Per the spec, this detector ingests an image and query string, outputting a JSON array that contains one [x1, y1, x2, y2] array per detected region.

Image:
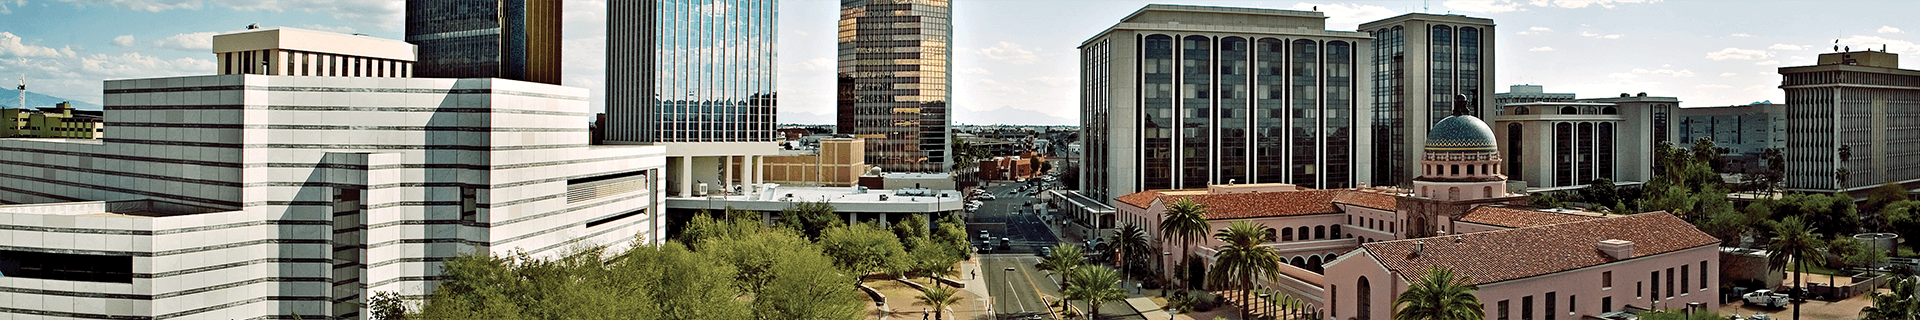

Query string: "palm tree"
[[1160, 197, 1210, 290], [1038, 243, 1087, 282], [1393, 266, 1485, 320], [1207, 221, 1282, 320], [1860, 275, 1919, 320], [1769, 216, 1825, 320], [915, 286, 964, 320], [1111, 223, 1151, 292], [1064, 265, 1129, 320]]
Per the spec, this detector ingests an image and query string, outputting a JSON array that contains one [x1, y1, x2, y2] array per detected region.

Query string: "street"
[[968, 181, 1143, 320]]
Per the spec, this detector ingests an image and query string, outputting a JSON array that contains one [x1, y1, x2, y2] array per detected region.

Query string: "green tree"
[[1769, 217, 1827, 320], [1207, 221, 1281, 320], [780, 201, 845, 240], [1159, 197, 1211, 290], [1392, 266, 1485, 320], [1859, 275, 1920, 320], [754, 243, 866, 320], [1110, 223, 1151, 287], [1063, 265, 1129, 320], [1775, 193, 1861, 237], [1580, 178, 1620, 208], [368, 291, 409, 320], [914, 286, 966, 320], [906, 236, 961, 287], [1039, 242, 1087, 277], [1866, 183, 1911, 219], [1827, 237, 1890, 269], [818, 223, 907, 277], [1886, 200, 1920, 243], [893, 214, 930, 245]]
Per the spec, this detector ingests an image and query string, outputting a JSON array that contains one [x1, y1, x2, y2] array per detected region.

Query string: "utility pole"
[[16, 75, 24, 110]]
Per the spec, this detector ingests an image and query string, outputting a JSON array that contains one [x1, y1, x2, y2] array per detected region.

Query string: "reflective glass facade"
[[838, 0, 952, 172], [607, 0, 779, 144], [406, 0, 561, 84], [1362, 14, 1494, 188]]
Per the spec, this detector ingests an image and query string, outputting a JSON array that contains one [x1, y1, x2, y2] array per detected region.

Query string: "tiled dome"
[[1425, 115, 1497, 153]]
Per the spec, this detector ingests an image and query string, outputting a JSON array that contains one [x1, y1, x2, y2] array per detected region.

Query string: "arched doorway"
[[1307, 255, 1323, 273], [1357, 276, 1372, 320]]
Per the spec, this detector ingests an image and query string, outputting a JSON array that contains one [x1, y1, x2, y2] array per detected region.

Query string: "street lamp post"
[[1161, 251, 1172, 297]]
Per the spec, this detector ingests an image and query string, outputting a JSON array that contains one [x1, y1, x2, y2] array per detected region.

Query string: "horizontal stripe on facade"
[[0, 184, 88, 202], [503, 203, 650, 249], [107, 104, 592, 116], [0, 172, 240, 208], [0, 158, 242, 188], [491, 191, 651, 228], [524, 217, 651, 256], [102, 137, 590, 151], [106, 121, 588, 133], [104, 85, 588, 102], [157, 294, 328, 320], [0, 146, 239, 168]]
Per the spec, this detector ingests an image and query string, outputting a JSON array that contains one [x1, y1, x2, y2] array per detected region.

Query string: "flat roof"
[[213, 27, 416, 61]]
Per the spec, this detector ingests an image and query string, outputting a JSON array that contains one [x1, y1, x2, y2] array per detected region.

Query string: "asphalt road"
[[968, 181, 1143, 320], [967, 182, 1058, 255]]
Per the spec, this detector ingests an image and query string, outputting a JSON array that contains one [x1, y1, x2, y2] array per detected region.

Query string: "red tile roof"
[[1158, 190, 1347, 219], [1116, 190, 1168, 209], [1332, 191, 1398, 210], [1360, 212, 1717, 285], [1457, 205, 1604, 229]]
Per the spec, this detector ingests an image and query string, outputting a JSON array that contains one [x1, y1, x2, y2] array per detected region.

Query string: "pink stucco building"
[[1323, 212, 1721, 320]]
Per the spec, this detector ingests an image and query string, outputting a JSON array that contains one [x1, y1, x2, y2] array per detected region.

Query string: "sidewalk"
[[956, 258, 994, 320]]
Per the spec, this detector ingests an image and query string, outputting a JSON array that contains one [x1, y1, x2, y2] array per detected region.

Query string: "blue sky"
[[1, 0, 1916, 125]]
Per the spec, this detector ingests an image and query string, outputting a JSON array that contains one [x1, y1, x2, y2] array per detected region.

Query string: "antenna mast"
[[16, 75, 23, 110]]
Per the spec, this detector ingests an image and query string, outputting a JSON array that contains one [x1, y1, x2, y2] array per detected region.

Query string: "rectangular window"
[[1602, 271, 1612, 289], [1498, 300, 1510, 320], [1637, 281, 1643, 299], [567, 170, 650, 204], [1522, 296, 1534, 320], [1602, 297, 1612, 313], [1545, 292, 1556, 320], [1681, 265, 1689, 295], [1650, 271, 1659, 298], [1570, 295, 1577, 313], [461, 187, 478, 223], [0, 250, 134, 283], [1666, 267, 1676, 298]]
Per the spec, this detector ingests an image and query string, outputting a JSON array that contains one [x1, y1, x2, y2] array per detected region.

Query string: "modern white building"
[[0, 27, 665, 320]]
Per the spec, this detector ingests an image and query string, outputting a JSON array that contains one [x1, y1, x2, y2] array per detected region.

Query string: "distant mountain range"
[[0, 89, 103, 110]]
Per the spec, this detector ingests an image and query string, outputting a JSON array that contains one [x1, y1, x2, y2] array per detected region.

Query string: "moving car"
[[1743, 289, 1790, 308], [998, 237, 1012, 250]]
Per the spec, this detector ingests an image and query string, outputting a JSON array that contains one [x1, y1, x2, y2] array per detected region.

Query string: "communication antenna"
[[16, 75, 23, 110]]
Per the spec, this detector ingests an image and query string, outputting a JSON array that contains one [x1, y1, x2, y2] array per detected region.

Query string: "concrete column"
[[724, 155, 735, 195], [848, 212, 857, 226], [742, 154, 755, 196], [880, 213, 889, 229], [680, 156, 693, 197]]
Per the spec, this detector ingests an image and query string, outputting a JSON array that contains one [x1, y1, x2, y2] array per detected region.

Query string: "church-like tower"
[[1413, 94, 1509, 201]]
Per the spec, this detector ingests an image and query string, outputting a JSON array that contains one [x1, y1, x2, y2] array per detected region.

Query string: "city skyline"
[[0, 1, 1916, 126]]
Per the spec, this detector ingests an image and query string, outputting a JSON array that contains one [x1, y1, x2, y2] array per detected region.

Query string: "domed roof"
[[1425, 115, 1497, 153]]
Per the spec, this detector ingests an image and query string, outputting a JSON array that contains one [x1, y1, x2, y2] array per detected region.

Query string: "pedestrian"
[[923, 308, 930, 320], [971, 270, 976, 280]]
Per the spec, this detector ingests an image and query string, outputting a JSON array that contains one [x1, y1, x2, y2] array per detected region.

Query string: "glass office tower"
[[837, 0, 952, 172], [406, 0, 561, 84], [606, 0, 778, 144], [1359, 13, 1495, 188]]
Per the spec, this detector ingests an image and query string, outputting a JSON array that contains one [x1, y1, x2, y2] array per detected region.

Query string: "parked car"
[[979, 230, 990, 241], [998, 237, 1012, 250], [1744, 289, 1790, 308], [1039, 246, 1052, 257], [978, 194, 996, 201]]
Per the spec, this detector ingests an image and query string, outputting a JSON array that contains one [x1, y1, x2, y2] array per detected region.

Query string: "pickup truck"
[[1743, 289, 1790, 308]]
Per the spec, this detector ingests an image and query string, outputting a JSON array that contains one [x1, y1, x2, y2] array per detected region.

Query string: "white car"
[[978, 194, 996, 201], [1743, 289, 1790, 308]]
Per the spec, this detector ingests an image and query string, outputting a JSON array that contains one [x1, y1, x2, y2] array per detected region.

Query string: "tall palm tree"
[[1038, 243, 1087, 283], [1064, 265, 1128, 320], [1207, 221, 1282, 320], [1769, 216, 1825, 320], [1111, 223, 1151, 291], [1393, 265, 1485, 320], [1860, 275, 1919, 320], [1160, 197, 1210, 290], [915, 286, 964, 320]]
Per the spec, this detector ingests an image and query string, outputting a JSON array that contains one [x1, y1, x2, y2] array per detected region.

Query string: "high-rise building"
[[1079, 4, 1373, 203], [608, 0, 780, 199], [1491, 85, 1674, 191], [1780, 49, 1920, 193], [406, 0, 562, 84], [837, 0, 953, 173], [1358, 13, 1496, 188]]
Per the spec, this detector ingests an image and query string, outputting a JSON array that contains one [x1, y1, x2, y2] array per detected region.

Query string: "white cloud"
[[111, 35, 138, 48], [46, 0, 202, 12], [1720, 72, 1738, 77], [1632, 68, 1694, 77], [978, 41, 1042, 65], [1288, 3, 1397, 29], [1880, 26, 1902, 34], [1731, 33, 1753, 37], [299, 24, 357, 34], [1528, 46, 1554, 51], [1544, 0, 1659, 9], [1608, 72, 1637, 79], [1755, 60, 1781, 66], [1531, 27, 1552, 32], [1602, 34, 1621, 39], [1769, 44, 1804, 51], [1579, 31, 1622, 39], [1442, 0, 1519, 13], [46, 0, 404, 31], [959, 67, 991, 75], [1704, 47, 1771, 60], [1695, 84, 1732, 89], [1838, 35, 1919, 54], [151, 32, 216, 51], [0, 32, 68, 58], [1581, 31, 1599, 37]]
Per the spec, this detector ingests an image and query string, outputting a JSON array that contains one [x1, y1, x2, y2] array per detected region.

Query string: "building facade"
[[406, 0, 561, 84], [1359, 14, 1496, 188], [0, 28, 665, 319], [3, 102, 103, 139], [1492, 88, 1673, 191], [1079, 4, 1374, 203], [1779, 50, 1920, 193], [761, 138, 869, 187], [607, 0, 781, 200], [1493, 84, 1574, 114], [837, 0, 953, 173], [1676, 103, 1786, 173]]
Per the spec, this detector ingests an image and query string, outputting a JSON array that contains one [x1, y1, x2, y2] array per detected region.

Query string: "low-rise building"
[[760, 138, 868, 187], [3, 102, 103, 138], [1676, 102, 1786, 173], [1493, 90, 1676, 191]]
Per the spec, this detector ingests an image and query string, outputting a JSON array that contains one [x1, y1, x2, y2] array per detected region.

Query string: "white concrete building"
[[0, 28, 665, 320]]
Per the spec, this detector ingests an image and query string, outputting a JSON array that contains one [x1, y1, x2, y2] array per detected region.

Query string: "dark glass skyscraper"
[[838, 0, 952, 172], [607, 0, 778, 144], [405, 0, 561, 84], [1359, 13, 1495, 188]]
